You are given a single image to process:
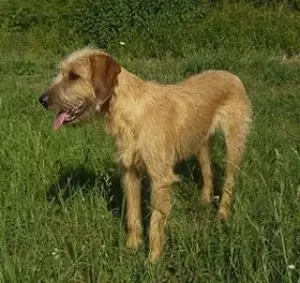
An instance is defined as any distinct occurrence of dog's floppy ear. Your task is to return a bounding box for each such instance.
[89,54,121,104]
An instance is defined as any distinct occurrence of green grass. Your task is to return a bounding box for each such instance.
[1,1,300,281]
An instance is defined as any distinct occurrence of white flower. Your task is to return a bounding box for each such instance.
[119,41,125,46]
[51,248,60,260]
[288,264,295,270]
[51,248,59,255]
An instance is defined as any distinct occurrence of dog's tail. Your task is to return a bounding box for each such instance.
[210,77,252,219]
[210,75,252,164]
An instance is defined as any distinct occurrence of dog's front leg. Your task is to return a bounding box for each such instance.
[122,167,143,250]
[149,179,171,262]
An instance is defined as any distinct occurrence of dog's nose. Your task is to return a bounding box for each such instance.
[39,92,48,108]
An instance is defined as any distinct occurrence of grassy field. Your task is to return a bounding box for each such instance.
[0,1,300,282]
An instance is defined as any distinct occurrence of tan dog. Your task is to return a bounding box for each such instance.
[39,47,252,262]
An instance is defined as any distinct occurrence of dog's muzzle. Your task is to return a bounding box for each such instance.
[39,92,49,108]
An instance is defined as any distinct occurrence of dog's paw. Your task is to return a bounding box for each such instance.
[126,233,142,250]
[148,249,162,263]
[200,191,212,206]
[216,208,229,222]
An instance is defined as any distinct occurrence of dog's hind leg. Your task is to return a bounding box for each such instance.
[197,137,213,205]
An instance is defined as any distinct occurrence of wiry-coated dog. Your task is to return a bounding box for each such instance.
[39,47,252,262]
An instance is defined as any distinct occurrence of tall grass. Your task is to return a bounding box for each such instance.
[1,0,300,57]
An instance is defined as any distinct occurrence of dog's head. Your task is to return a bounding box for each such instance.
[39,48,121,130]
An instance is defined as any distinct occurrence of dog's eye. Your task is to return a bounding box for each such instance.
[68,71,80,81]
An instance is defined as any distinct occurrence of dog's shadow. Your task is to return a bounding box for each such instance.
[47,165,123,217]
[47,157,224,224]
[46,158,224,258]
[46,165,152,236]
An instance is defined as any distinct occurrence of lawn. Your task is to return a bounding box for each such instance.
[0,1,300,282]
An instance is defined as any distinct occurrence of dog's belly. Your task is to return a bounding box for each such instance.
[175,130,210,160]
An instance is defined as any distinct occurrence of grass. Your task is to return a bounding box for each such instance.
[0,2,300,282]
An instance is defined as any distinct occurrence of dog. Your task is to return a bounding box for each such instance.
[39,47,252,262]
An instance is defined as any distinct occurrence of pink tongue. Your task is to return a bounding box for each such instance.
[53,112,68,131]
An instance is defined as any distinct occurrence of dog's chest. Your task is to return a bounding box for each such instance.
[106,116,142,169]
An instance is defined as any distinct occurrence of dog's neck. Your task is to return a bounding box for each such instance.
[115,68,145,96]
[104,68,145,136]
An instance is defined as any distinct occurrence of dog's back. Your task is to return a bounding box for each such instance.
[133,70,251,162]
[178,70,251,154]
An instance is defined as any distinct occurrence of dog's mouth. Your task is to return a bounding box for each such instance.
[52,104,85,131]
